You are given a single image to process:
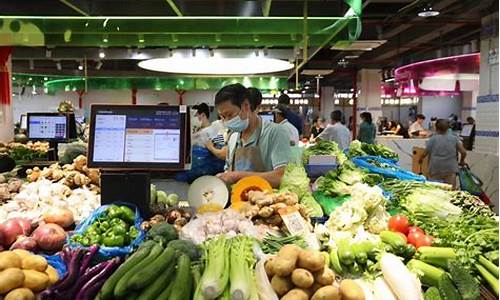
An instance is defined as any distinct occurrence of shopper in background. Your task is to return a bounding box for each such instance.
[278,94,304,136]
[314,110,351,150]
[466,116,476,149]
[192,103,224,146]
[389,121,402,135]
[214,84,291,188]
[421,119,467,189]
[409,114,430,138]
[310,117,325,141]
[358,112,376,144]
[274,104,299,146]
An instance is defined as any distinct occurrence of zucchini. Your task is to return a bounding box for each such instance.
[407,259,445,287]
[380,231,407,252]
[129,246,176,290]
[448,260,480,300]
[168,254,193,300]
[424,287,443,300]
[100,241,155,300]
[418,247,457,269]
[137,262,176,300]
[114,242,164,298]
[437,274,461,300]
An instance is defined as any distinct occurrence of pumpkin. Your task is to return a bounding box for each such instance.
[231,176,273,210]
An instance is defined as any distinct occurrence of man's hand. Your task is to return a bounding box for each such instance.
[216,171,242,185]
[205,140,215,151]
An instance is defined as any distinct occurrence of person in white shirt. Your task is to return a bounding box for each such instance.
[273,104,299,146]
[314,110,351,150]
[409,114,430,138]
[192,103,223,146]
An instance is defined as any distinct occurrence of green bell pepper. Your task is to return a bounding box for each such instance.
[112,224,128,236]
[119,206,136,224]
[107,205,122,219]
[102,234,125,247]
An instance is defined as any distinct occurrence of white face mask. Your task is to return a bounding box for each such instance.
[225,111,249,132]
[192,116,202,128]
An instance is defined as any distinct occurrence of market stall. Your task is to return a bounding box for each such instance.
[0,130,496,300]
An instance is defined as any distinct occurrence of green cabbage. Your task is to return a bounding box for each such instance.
[403,188,462,218]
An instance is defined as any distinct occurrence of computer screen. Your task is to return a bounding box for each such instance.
[88,105,188,170]
[27,113,68,140]
[259,111,274,123]
[20,115,27,130]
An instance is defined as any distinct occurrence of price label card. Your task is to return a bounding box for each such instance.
[278,206,307,235]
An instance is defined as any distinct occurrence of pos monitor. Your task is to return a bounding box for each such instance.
[87,104,189,170]
[27,113,69,141]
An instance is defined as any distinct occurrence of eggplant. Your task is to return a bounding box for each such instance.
[62,260,108,299]
[79,245,99,273]
[54,248,85,291]
[75,258,121,300]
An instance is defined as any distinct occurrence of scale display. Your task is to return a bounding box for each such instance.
[88,105,188,170]
[27,114,68,140]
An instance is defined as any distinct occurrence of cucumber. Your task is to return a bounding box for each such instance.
[114,243,164,298]
[137,262,176,300]
[168,254,192,300]
[129,246,176,290]
[100,241,155,300]
[158,281,175,300]
[329,249,343,274]
[380,231,407,251]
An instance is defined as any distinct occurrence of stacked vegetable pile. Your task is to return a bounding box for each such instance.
[347,140,399,161]
[70,205,139,248]
[0,250,59,300]
[0,141,49,162]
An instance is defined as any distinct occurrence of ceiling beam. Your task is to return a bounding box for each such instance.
[164,0,183,17]
[57,0,89,16]
[262,0,272,17]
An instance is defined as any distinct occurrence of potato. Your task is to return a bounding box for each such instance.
[312,286,341,300]
[0,268,25,294]
[45,265,59,285]
[340,279,365,300]
[314,267,335,286]
[273,257,295,277]
[0,252,22,270]
[278,244,301,262]
[22,255,47,272]
[5,288,35,300]
[291,268,314,289]
[22,270,49,292]
[281,288,309,300]
[297,250,325,272]
[11,250,31,261]
[270,275,293,296]
[264,256,276,277]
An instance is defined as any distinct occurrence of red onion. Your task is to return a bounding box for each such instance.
[10,217,33,235]
[10,235,37,251]
[2,219,24,246]
[31,223,67,251]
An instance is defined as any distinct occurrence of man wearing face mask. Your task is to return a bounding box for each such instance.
[215,84,291,188]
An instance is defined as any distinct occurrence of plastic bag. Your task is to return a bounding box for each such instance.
[313,191,351,216]
[352,156,425,182]
[67,202,145,260]
[43,253,67,278]
[458,164,483,196]
[175,145,225,183]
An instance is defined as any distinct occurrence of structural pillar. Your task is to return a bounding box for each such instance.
[356,69,382,126]
[0,47,14,143]
[461,90,477,121]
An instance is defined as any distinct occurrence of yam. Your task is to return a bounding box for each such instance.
[45,265,59,285]
[281,288,309,300]
[312,286,341,300]
[340,279,365,300]
[270,275,293,296]
[264,256,276,277]
[273,257,295,277]
[0,268,25,294]
[0,251,22,270]
[291,268,314,289]
[314,267,335,286]
[297,250,325,272]
[21,255,47,272]
[22,270,49,292]
[4,288,35,300]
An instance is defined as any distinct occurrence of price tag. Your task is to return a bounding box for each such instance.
[179,105,187,113]
[278,206,307,235]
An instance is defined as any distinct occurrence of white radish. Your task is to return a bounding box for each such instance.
[373,277,397,300]
[255,258,279,300]
[380,253,420,300]
[354,278,375,300]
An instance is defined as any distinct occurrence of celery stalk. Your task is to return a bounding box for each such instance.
[479,255,499,278]
[199,237,230,299]
[230,236,257,300]
[476,264,499,296]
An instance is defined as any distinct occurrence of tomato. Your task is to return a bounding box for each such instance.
[388,215,410,234]
[408,226,424,235]
[407,231,425,247]
[414,235,433,248]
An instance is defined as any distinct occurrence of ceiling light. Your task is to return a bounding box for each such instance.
[99,49,106,58]
[12,77,15,81]
[418,4,440,17]
[138,57,294,75]
[56,61,62,70]
[95,61,103,70]
[102,35,108,43]
[44,77,48,81]
[28,77,32,81]
[344,55,359,59]
[78,63,83,70]
[138,34,145,43]
[84,21,89,27]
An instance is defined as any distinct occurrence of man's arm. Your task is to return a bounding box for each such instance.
[457,141,467,165]
[217,166,285,188]
[205,141,227,160]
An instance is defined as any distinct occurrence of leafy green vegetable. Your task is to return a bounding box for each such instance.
[347,140,367,158]
[229,236,258,300]
[302,140,347,165]
[403,188,462,218]
[196,236,230,299]
[361,143,399,161]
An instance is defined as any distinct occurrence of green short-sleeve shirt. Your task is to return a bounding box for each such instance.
[226,119,291,171]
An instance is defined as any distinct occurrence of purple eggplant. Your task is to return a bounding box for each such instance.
[54,248,85,291]
[79,245,99,274]
[62,260,108,299]
[75,258,121,300]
